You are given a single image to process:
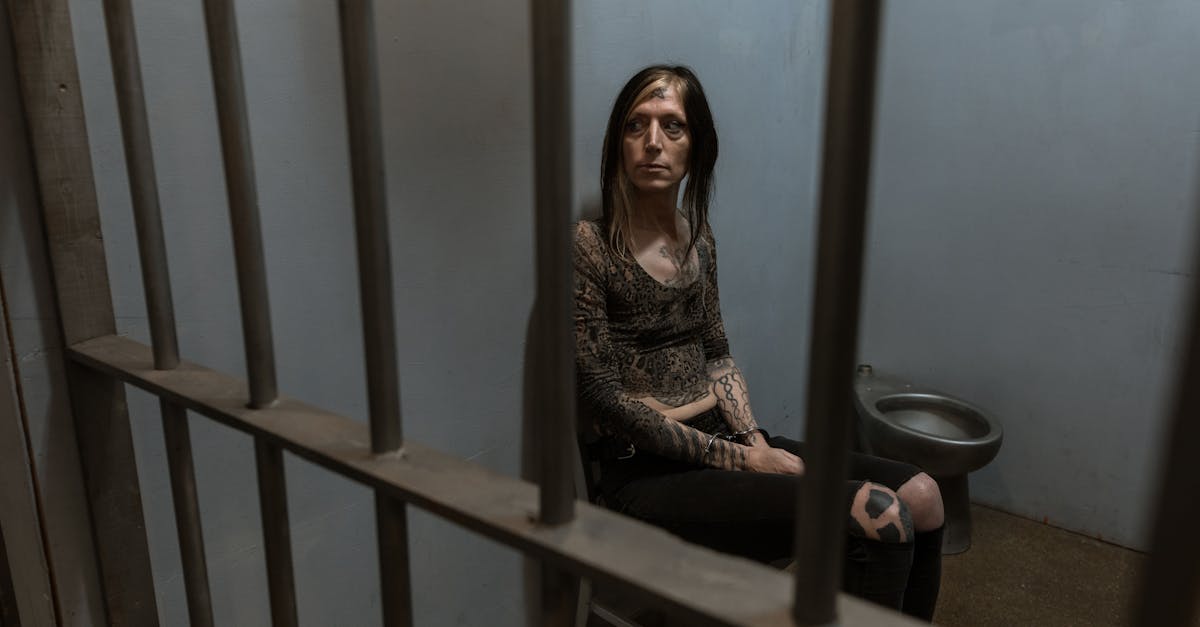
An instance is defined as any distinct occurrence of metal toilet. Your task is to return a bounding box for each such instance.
[853,364,1003,554]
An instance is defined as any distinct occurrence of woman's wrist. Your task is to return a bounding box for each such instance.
[730,427,766,448]
[736,443,754,470]
[704,428,767,469]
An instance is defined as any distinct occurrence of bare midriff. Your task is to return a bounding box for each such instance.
[635,391,718,422]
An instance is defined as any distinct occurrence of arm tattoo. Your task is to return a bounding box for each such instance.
[619,402,746,470]
[706,358,761,445]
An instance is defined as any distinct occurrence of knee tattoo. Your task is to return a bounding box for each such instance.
[848,484,913,543]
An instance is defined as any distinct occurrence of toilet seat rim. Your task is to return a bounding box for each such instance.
[854,390,1004,447]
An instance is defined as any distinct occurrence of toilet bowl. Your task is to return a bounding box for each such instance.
[853,364,1002,555]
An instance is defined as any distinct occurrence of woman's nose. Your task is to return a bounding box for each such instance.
[645,124,663,152]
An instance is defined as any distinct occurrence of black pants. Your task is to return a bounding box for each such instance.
[596,431,942,618]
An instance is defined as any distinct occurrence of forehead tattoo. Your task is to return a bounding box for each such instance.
[651,86,667,99]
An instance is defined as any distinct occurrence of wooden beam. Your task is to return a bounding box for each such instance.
[69,333,922,627]
[6,1,159,625]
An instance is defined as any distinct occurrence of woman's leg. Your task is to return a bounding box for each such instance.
[773,437,943,620]
[603,461,801,564]
[841,480,915,610]
[843,447,944,621]
[896,473,944,531]
[896,474,943,621]
[603,447,916,611]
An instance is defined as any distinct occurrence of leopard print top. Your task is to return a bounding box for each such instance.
[574,219,735,464]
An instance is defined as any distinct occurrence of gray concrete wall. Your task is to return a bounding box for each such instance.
[861,0,1200,550]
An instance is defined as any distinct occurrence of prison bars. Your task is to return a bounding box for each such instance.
[199,2,298,627]
[793,1,884,624]
[531,1,579,624]
[92,0,884,624]
[65,0,908,625]
[337,0,414,625]
[100,1,214,626]
[531,0,576,535]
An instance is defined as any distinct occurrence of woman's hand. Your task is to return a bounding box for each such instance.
[744,447,805,475]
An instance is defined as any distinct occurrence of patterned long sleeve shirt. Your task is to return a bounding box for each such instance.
[573,219,747,469]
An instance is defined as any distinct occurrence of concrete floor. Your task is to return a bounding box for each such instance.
[593,503,1192,627]
[935,504,1149,627]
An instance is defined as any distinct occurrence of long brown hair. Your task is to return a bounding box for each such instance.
[600,65,719,260]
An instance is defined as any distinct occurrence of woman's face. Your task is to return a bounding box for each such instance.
[621,85,691,196]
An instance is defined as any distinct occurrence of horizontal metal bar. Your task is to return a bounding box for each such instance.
[67,334,921,627]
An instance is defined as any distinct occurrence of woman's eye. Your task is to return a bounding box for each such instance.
[625,119,645,133]
[664,120,685,134]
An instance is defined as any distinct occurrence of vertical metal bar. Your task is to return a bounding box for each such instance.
[200,0,277,409]
[335,2,412,626]
[337,0,401,457]
[158,403,214,627]
[100,2,215,625]
[793,1,884,624]
[101,0,178,370]
[1132,189,1200,625]
[254,440,299,627]
[372,494,411,627]
[200,2,296,626]
[531,1,578,624]
[530,0,575,529]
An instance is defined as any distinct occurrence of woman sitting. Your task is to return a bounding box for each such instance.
[573,64,945,620]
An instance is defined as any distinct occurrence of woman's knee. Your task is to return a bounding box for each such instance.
[897,472,945,531]
[848,483,913,543]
